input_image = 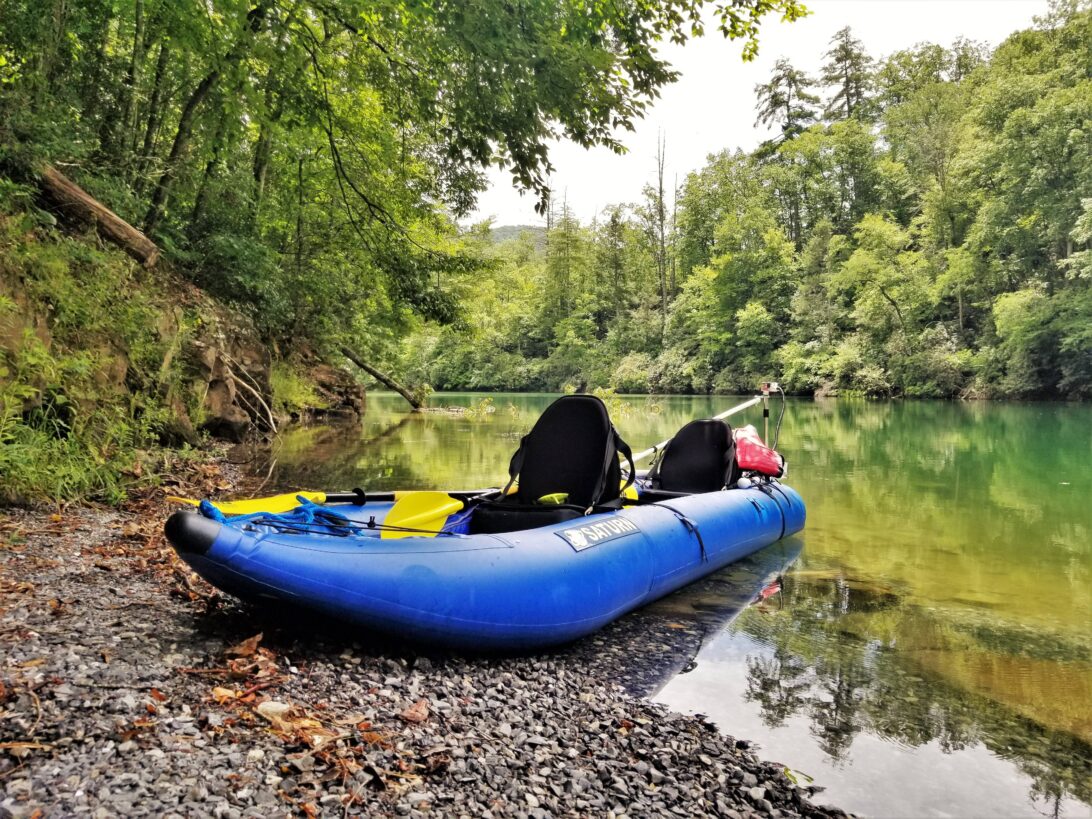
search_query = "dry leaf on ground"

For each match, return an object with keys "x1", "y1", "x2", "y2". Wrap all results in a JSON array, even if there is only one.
[
  {"x1": 399, "y1": 699, "x2": 429, "y2": 724},
  {"x1": 225, "y1": 632, "x2": 263, "y2": 657}
]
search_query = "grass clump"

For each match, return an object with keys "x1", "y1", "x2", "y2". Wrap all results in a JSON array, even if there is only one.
[
  {"x1": 0, "y1": 314, "x2": 158, "y2": 504},
  {"x1": 270, "y1": 360, "x2": 326, "y2": 416}
]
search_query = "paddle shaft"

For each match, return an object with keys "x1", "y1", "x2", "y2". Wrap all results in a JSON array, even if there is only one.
[
  {"x1": 322, "y1": 488, "x2": 497, "y2": 505},
  {"x1": 630, "y1": 395, "x2": 763, "y2": 463}
]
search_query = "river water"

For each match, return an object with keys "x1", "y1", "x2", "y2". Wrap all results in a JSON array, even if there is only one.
[{"x1": 237, "y1": 392, "x2": 1091, "y2": 818}]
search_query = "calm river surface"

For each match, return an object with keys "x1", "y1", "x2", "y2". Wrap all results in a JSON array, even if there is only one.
[{"x1": 240, "y1": 393, "x2": 1091, "y2": 818}]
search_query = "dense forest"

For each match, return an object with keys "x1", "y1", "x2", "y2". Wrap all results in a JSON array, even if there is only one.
[
  {"x1": 0, "y1": 0, "x2": 807, "y2": 499},
  {"x1": 0, "y1": 0, "x2": 1089, "y2": 501},
  {"x1": 0, "y1": 0, "x2": 806, "y2": 349},
  {"x1": 404, "y1": 4, "x2": 1092, "y2": 399}
]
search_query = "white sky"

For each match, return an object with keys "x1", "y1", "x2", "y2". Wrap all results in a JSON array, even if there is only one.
[{"x1": 467, "y1": 0, "x2": 1047, "y2": 227}]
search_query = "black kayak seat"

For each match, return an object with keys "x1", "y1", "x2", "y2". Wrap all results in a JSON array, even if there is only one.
[
  {"x1": 511, "y1": 394, "x2": 626, "y2": 507},
  {"x1": 647, "y1": 418, "x2": 739, "y2": 494},
  {"x1": 470, "y1": 395, "x2": 633, "y2": 535}
]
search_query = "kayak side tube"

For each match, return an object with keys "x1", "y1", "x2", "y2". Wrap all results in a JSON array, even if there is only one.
[{"x1": 167, "y1": 484, "x2": 805, "y2": 650}]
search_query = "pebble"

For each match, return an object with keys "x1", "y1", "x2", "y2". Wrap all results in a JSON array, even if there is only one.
[{"x1": 0, "y1": 505, "x2": 850, "y2": 819}]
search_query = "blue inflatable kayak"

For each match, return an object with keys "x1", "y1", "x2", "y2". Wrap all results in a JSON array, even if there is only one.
[{"x1": 165, "y1": 481, "x2": 805, "y2": 650}]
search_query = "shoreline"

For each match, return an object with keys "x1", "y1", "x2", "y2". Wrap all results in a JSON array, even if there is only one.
[{"x1": 0, "y1": 498, "x2": 848, "y2": 818}]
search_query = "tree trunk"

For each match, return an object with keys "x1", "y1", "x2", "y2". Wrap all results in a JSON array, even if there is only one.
[
  {"x1": 143, "y1": 68, "x2": 221, "y2": 234},
  {"x1": 251, "y1": 57, "x2": 289, "y2": 222},
  {"x1": 142, "y1": 2, "x2": 267, "y2": 234},
  {"x1": 670, "y1": 173, "x2": 678, "y2": 297},
  {"x1": 295, "y1": 155, "x2": 305, "y2": 277},
  {"x1": 252, "y1": 121, "x2": 274, "y2": 219},
  {"x1": 39, "y1": 0, "x2": 69, "y2": 97},
  {"x1": 655, "y1": 133, "x2": 668, "y2": 342},
  {"x1": 119, "y1": 0, "x2": 146, "y2": 161},
  {"x1": 844, "y1": 64, "x2": 852, "y2": 120},
  {"x1": 98, "y1": 0, "x2": 144, "y2": 160},
  {"x1": 37, "y1": 164, "x2": 160, "y2": 267},
  {"x1": 339, "y1": 346, "x2": 423, "y2": 410},
  {"x1": 192, "y1": 105, "x2": 230, "y2": 225},
  {"x1": 878, "y1": 285, "x2": 908, "y2": 340},
  {"x1": 133, "y1": 41, "x2": 170, "y2": 191}
]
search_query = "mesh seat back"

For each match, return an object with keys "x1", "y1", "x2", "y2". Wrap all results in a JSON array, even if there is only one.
[
  {"x1": 514, "y1": 395, "x2": 619, "y2": 508},
  {"x1": 648, "y1": 419, "x2": 737, "y2": 494}
]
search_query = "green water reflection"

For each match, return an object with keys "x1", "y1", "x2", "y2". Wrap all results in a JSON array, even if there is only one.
[{"x1": 245, "y1": 393, "x2": 1092, "y2": 817}]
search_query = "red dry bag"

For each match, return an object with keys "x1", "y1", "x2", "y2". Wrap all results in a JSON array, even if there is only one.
[{"x1": 733, "y1": 425, "x2": 785, "y2": 478}]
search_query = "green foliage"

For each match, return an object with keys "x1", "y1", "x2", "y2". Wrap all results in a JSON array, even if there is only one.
[
  {"x1": 270, "y1": 361, "x2": 326, "y2": 415},
  {"x1": 754, "y1": 59, "x2": 820, "y2": 141},
  {"x1": 0, "y1": 314, "x2": 156, "y2": 505},
  {"x1": 992, "y1": 289, "x2": 1058, "y2": 396},
  {"x1": 611, "y1": 353, "x2": 656, "y2": 394},
  {"x1": 3, "y1": 0, "x2": 1090, "y2": 419},
  {"x1": 0, "y1": 0, "x2": 822, "y2": 503},
  {"x1": 406, "y1": 7, "x2": 1092, "y2": 401},
  {"x1": 0, "y1": 209, "x2": 186, "y2": 504},
  {"x1": 820, "y1": 27, "x2": 874, "y2": 122},
  {"x1": 589, "y1": 387, "x2": 632, "y2": 419},
  {"x1": 0, "y1": 0, "x2": 806, "y2": 370}
]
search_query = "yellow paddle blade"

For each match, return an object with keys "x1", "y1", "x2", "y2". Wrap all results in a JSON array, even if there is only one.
[
  {"x1": 166, "y1": 491, "x2": 327, "y2": 515},
  {"x1": 381, "y1": 492, "x2": 464, "y2": 540}
]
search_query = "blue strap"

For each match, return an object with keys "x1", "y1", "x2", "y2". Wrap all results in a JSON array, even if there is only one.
[
  {"x1": 657, "y1": 502, "x2": 708, "y2": 562},
  {"x1": 199, "y1": 495, "x2": 355, "y2": 529}
]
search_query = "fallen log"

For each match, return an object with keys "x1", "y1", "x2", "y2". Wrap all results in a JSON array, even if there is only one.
[
  {"x1": 339, "y1": 346, "x2": 422, "y2": 410},
  {"x1": 36, "y1": 163, "x2": 160, "y2": 268}
]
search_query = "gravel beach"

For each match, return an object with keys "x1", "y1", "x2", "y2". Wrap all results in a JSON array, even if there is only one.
[{"x1": 1, "y1": 500, "x2": 848, "y2": 818}]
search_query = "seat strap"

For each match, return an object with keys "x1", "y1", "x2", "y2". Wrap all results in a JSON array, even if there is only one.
[
  {"x1": 500, "y1": 434, "x2": 529, "y2": 498},
  {"x1": 587, "y1": 433, "x2": 616, "y2": 512},
  {"x1": 722, "y1": 435, "x2": 739, "y2": 489},
  {"x1": 587, "y1": 425, "x2": 636, "y2": 511},
  {"x1": 646, "y1": 437, "x2": 669, "y2": 488},
  {"x1": 616, "y1": 430, "x2": 636, "y2": 495}
]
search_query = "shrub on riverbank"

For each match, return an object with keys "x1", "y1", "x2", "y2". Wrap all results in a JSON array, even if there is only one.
[{"x1": 0, "y1": 192, "x2": 350, "y2": 505}]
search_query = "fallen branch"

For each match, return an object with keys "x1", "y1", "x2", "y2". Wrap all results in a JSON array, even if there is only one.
[
  {"x1": 36, "y1": 164, "x2": 160, "y2": 268},
  {"x1": 339, "y1": 346, "x2": 422, "y2": 410}
]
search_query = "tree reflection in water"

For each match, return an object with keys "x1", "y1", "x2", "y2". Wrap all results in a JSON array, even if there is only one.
[{"x1": 740, "y1": 572, "x2": 1092, "y2": 810}]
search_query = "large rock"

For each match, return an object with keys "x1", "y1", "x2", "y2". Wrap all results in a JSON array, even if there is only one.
[
  {"x1": 201, "y1": 378, "x2": 252, "y2": 441},
  {"x1": 308, "y1": 362, "x2": 366, "y2": 420},
  {"x1": 184, "y1": 299, "x2": 274, "y2": 442}
]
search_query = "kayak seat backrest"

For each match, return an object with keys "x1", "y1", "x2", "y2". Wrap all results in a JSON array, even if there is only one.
[
  {"x1": 511, "y1": 394, "x2": 627, "y2": 508},
  {"x1": 647, "y1": 419, "x2": 739, "y2": 494},
  {"x1": 470, "y1": 395, "x2": 634, "y2": 535}
]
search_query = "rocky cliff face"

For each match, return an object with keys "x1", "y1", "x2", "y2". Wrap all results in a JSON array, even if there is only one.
[
  {"x1": 176, "y1": 294, "x2": 368, "y2": 442},
  {"x1": 293, "y1": 360, "x2": 368, "y2": 423},
  {"x1": 184, "y1": 298, "x2": 275, "y2": 443}
]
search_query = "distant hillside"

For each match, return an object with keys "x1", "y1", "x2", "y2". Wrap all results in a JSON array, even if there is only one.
[{"x1": 489, "y1": 224, "x2": 546, "y2": 246}]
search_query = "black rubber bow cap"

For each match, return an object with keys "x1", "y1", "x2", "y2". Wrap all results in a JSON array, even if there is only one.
[{"x1": 165, "y1": 510, "x2": 220, "y2": 556}]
